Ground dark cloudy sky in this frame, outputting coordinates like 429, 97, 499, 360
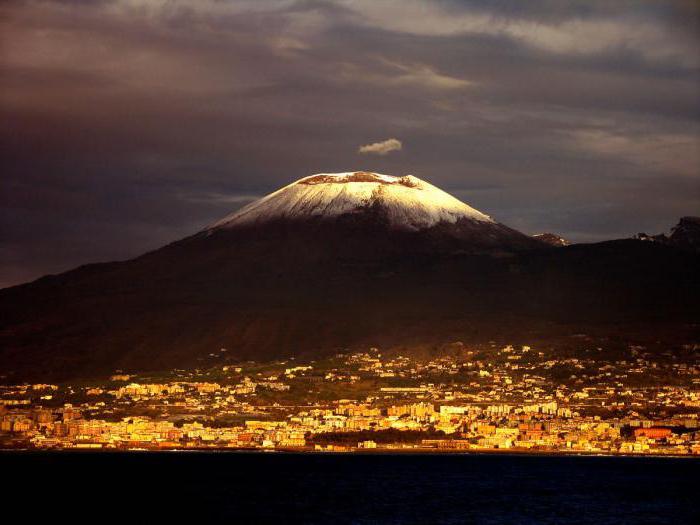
1, 0, 699, 287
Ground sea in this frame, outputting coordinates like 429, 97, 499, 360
2, 452, 697, 524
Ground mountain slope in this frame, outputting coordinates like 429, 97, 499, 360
0, 172, 698, 380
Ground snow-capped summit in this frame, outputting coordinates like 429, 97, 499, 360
208, 171, 494, 231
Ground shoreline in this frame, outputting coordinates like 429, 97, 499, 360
1, 446, 698, 458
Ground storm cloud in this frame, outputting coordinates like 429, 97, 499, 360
1, 0, 698, 287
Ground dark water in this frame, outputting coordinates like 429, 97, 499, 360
3, 452, 698, 524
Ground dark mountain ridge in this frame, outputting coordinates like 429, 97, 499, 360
635, 216, 700, 252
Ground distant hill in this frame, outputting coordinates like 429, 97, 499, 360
636, 216, 700, 252
533, 233, 570, 247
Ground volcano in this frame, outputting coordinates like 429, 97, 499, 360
1, 172, 698, 380
203, 171, 541, 253
211, 172, 493, 229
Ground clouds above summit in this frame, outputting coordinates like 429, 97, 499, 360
359, 138, 403, 155
0, 0, 699, 286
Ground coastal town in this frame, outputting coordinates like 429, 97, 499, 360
2, 341, 699, 455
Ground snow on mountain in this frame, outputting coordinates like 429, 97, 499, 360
208, 171, 494, 231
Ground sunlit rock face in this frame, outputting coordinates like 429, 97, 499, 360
533, 233, 571, 247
